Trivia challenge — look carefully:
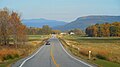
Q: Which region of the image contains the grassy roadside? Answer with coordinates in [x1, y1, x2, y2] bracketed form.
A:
[59, 35, 120, 67]
[0, 58, 22, 67]
[59, 38, 97, 66]
[0, 35, 49, 67]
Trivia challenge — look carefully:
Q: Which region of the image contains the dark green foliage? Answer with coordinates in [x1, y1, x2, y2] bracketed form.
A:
[41, 25, 52, 35]
[96, 54, 107, 60]
[2, 54, 20, 61]
[3, 54, 13, 60]
[110, 25, 120, 36]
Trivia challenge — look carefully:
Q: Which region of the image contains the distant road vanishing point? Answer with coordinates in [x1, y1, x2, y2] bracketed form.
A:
[12, 37, 95, 67]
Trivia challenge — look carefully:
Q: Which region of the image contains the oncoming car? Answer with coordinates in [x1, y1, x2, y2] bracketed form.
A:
[45, 41, 50, 45]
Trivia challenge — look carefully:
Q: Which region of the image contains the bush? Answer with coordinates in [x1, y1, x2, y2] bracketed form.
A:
[3, 54, 13, 60]
[0, 49, 20, 61]
[96, 54, 107, 60]
[14, 54, 19, 58]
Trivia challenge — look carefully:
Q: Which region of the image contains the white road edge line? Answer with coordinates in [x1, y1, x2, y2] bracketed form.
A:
[58, 39, 93, 67]
[19, 45, 45, 67]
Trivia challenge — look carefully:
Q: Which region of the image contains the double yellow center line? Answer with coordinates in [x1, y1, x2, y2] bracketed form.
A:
[50, 44, 60, 67]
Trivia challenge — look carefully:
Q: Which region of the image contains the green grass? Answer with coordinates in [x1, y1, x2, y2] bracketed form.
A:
[64, 35, 120, 43]
[93, 59, 120, 67]
[28, 35, 49, 41]
[0, 58, 21, 67]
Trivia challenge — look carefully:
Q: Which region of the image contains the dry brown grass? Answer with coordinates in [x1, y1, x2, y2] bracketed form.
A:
[63, 37, 120, 64]
[0, 48, 20, 62]
[0, 35, 49, 67]
[0, 38, 48, 63]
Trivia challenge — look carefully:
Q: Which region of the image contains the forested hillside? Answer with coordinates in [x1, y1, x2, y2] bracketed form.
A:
[53, 16, 120, 31]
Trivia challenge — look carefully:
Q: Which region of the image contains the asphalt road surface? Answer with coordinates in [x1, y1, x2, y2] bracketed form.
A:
[12, 37, 95, 67]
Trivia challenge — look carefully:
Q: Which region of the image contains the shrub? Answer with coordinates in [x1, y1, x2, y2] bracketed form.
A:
[14, 54, 19, 58]
[3, 54, 13, 60]
[0, 49, 20, 61]
[96, 54, 107, 60]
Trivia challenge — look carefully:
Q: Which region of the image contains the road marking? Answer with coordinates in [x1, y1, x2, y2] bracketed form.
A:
[19, 45, 45, 67]
[58, 38, 94, 67]
[50, 44, 60, 67]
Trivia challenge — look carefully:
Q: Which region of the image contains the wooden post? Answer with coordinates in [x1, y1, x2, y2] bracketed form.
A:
[88, 51, 91, 60]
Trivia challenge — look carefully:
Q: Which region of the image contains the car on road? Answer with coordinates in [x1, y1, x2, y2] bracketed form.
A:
[46, 41, 50, 45]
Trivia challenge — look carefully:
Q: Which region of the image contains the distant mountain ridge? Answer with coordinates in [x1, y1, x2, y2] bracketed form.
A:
[22, 18, 67, 28]
[53, 16, 120, 31]
[22, 16, 120, 31]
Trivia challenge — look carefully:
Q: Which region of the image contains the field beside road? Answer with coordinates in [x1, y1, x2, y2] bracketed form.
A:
[59, 35, 120, 67]
[0, 35, 49, 67]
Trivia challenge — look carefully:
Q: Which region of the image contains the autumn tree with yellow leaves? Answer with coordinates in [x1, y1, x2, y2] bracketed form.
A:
[0, 8, 27, 47]
[86, 22, 120, 37]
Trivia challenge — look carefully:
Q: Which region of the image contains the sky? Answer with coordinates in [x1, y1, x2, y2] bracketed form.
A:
[0, 0, 120, 22]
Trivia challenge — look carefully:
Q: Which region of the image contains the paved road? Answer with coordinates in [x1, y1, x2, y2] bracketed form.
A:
[12, 37, 95, 67]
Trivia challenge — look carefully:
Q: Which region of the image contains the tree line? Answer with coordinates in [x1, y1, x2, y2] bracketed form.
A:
[27, 25, 61, 35]
[0, 8, 27, 47]
[86, 22, 120, 37]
